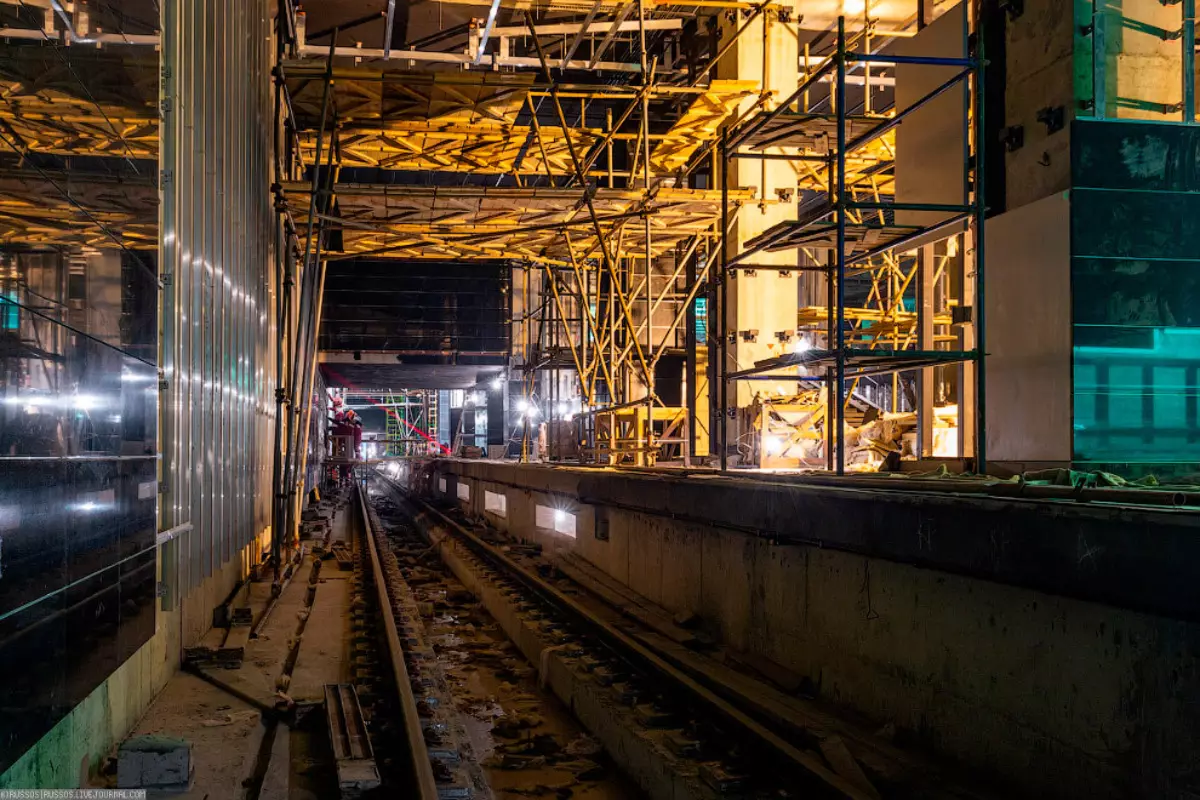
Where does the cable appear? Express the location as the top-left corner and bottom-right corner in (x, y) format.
(0, 125), (160, 290)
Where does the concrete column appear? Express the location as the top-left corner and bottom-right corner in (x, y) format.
(917, 244), (935, 458)
(1099, 0), (1188, 121)
(716, 4), (799, 459)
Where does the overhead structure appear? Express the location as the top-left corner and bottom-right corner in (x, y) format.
(283, 183), (743, 264)
(270, 0), (983, 470)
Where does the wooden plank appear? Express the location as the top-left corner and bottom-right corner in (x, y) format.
(819, 735), (882, 800)
(217, 624), (252, 667)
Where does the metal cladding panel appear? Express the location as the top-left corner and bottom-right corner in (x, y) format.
(1070, 120), (1200, 476)
(159, 0), (277, 595)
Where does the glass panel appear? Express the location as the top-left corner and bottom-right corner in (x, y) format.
(1071, 120), (1200, 476)
(1078, 0), (1197, 122)
(0, 0), (160, 771)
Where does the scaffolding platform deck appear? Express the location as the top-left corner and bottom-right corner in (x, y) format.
(730, 348), (977, 381)
(736, 199), (970, 266)
(736, 112), (886, 152)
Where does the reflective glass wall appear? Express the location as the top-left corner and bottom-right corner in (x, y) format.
(0, 0), (161, 766)
(1, 231), (159, 772)
(1072, 119), (1200, 476)
(0, 0), (277, 774)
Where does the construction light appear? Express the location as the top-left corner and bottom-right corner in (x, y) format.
(555, 402), (568, 417)
(491, 376), (504, 391)
(791, 337), (811, 355)
(764, 435), (783, 456)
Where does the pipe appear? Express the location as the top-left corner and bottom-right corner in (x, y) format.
(270, 3), (288, 582)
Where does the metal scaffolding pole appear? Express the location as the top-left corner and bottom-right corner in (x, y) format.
(718, 127), (729, 470)
(282, 33), (335, 538)
(974, 14), (987, 474)
(270, 1), (290, 582)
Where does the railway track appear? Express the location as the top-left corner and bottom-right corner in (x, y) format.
(351, 482), (442, 800)
(355, 472), (1003, 800)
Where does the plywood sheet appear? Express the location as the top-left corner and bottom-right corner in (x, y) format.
(984, 191), (1072, 463)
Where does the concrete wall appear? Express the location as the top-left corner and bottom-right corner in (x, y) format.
(1003, 0), (1076, 211)
(423, 461), (1200, 799)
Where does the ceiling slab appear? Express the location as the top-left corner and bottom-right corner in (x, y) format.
(321, 360), (503, 390)
(285, 182), (747, 263)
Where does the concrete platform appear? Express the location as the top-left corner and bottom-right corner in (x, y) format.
(414, 459), (1200, 800)
(427, 459), (1200, 622)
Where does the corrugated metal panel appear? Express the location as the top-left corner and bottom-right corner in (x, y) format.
(159, 0), (276, 596)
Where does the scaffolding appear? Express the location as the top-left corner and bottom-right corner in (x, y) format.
(717, 13), (986, 475)
(504, 8), (742, 467)
(369, 390), (439, 456)
(273, 2), (984, 472)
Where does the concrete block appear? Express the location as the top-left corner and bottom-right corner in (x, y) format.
(117, 735), (192, 790)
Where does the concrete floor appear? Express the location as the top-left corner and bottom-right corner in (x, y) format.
(118, 504), (354, 798)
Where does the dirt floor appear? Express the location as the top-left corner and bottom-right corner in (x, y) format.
(373, 499), (643, 800)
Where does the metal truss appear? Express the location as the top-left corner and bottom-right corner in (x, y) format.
(282, 183), (746, 266)
(0, 43), (158, 248)
(283, 61), (753, 178)
(274, 1), (777, 467)
(270, 0), (970, 470)
(0, 170), (156, 247)
(0, 46), (158, 154)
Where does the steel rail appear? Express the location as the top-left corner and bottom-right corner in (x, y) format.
(384, 478), (872, 800)
(355, 485), (441, 800)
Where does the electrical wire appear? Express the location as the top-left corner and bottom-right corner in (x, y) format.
(0, 125), (161, 290)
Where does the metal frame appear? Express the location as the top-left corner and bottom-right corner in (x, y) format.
(717, 14), (986, 475)
(273, 3), (969, 470)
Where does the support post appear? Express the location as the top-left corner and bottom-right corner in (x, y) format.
(917, 243), (935, 458)
(974, 16), (988, 474)
(639, 0), (655, 463)
(718, 129), (729, 469)
(269, 8), (289, 581)
(834, 16), (847, 476)
(1184, 0), (1195, 122)
(685, 246), (698, 463)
